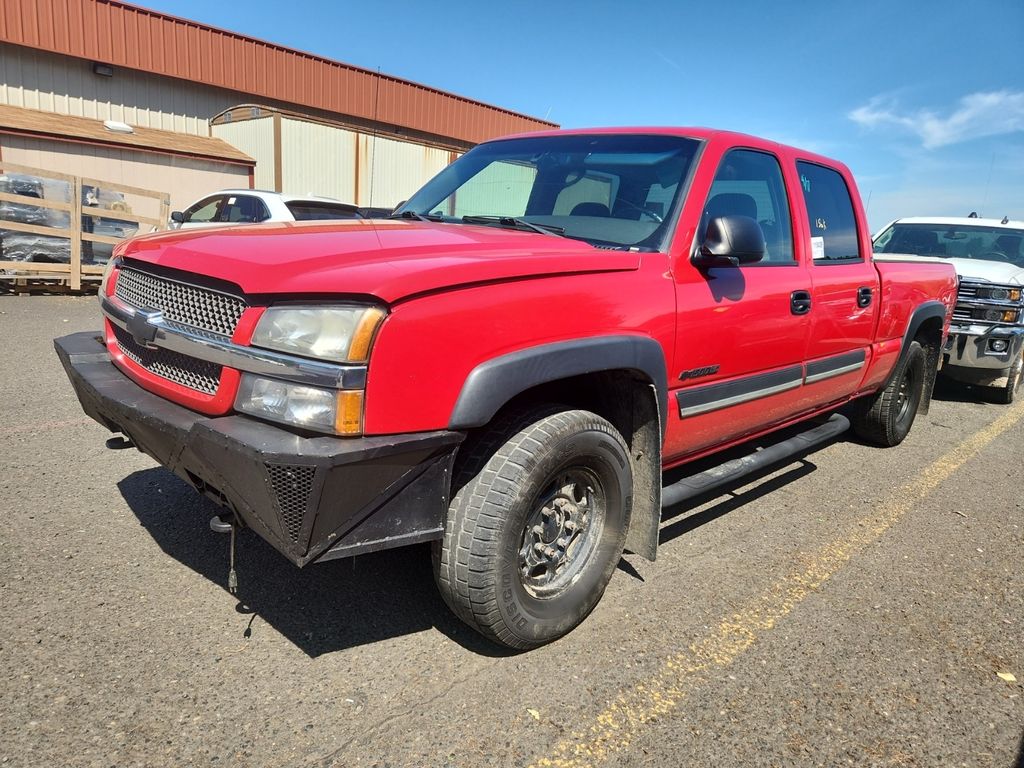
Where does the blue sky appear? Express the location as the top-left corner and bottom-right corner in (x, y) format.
(145, 0), (1023, 231)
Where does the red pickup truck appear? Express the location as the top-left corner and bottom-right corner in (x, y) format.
(56, 128), (957, 649)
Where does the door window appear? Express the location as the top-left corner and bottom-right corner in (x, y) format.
(796, 162), (861, 262)
(702, 150), (795, 264)
(221, 195), (270, 223)
(183, 196), (224, 224)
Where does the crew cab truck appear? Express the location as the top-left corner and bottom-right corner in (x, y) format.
(873, 216), (1024, 403)
(56, 128), (957, 649)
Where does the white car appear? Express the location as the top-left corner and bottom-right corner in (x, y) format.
(169, 190), (363, 229)
(873, 215), (1024, 402)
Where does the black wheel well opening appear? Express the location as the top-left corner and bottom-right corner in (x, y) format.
(913, 316), (944, 415)
(457, 370), (663, 561)
(479, 370), (648, 442)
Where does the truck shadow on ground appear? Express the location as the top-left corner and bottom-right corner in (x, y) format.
(930, 375), (1002, 405)
(118, 423), (837, 658)
(118, 469), (515, 658)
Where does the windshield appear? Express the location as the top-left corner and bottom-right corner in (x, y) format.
(398, 134), (701, 251)
(874, 223), (1024, 267)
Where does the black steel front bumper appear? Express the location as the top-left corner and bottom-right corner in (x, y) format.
(56, 332), (463, 567)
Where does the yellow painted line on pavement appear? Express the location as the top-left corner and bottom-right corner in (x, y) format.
(532, 401), (1024, 768)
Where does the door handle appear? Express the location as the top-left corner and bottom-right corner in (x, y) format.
(857, 286), (873, 308)
(791, 290), (812, 315)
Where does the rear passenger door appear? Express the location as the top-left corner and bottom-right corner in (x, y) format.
(665, 147), (811, 460)
(797, 161), (879, 406)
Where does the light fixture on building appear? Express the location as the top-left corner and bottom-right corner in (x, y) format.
(103, 120), (134, 134)
(92, 62), (114, 77)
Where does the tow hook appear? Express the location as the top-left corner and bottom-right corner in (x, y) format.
(209, 513), (240, 594)
(209, 513), (235, 534)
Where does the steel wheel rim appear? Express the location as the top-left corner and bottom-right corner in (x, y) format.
(896, 366), (916, 421)
(518, 466), (605, 599)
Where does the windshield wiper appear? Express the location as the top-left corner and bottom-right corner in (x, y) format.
(389, 210), (444, 222)
(461, 215), (565, 237)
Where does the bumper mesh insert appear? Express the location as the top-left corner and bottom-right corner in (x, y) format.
(266, 464), (317, 543)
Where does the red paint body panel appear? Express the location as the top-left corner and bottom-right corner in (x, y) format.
(365, 257), (676, 434)
(106, 127), (958, 471)
(120, 220), (637, 303)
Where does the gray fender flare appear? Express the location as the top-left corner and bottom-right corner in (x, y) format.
(889, 300), (948, 414)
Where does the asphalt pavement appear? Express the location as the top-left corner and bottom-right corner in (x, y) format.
(1, 295), (1021, 768)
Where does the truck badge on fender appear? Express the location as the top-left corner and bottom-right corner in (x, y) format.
(678, 364), (720, 381)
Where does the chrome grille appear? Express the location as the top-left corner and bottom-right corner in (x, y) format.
(266, 464), (317, 543)
(112, 324), (222, 394)
(115, 267), (246, 338)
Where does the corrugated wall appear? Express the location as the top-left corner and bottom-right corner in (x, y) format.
(213, 116), (458, 207)
(358, 133), (451, 209)
(1, 134), (249, 213)
(280, 118), (356, 202)
(0, 0), (557, 146)
(0, 44), (245, 135)
(213, 117), (275, 190)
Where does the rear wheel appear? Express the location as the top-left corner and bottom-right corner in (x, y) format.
(853, 340), (926, 447)
(434, 408), (632, 649)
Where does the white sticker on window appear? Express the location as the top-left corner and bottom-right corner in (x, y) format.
(227, 197), (237, 204)
(811, 236), (825, 260)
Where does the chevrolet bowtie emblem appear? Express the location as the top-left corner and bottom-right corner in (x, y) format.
(126, 308), (163, 348)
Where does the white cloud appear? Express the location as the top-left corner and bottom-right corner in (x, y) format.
(849, 90), (1024, 149)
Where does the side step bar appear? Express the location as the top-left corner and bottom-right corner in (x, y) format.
(661, 413), (850, 509)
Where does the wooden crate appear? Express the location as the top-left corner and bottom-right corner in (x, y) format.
(0, 161), (169, 291)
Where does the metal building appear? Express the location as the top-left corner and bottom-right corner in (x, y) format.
(0, 0), (557, 212)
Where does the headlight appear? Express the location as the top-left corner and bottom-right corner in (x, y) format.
(235, 374), (365, 435)
(980, 287), (1021, 301)
(251, 305), (386, 362)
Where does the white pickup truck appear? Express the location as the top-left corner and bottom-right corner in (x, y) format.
(874, 215), (1024, 403)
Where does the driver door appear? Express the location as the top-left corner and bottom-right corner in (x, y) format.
(664, 146), (812, 461)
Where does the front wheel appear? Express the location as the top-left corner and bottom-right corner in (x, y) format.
(994, 349), (1023, 404)
(434, 408), (632, 650)
(853, 340), (926, 447)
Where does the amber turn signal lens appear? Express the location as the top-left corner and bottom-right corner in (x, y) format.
(1001, 310), (1019, 323)
(347, 308), (386, 363)
(335, 390), (364, 435)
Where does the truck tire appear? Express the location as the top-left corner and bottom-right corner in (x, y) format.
(434, 408), (632, 649)
(853, 340), (926, 447)
(995, 349), (1023, 404)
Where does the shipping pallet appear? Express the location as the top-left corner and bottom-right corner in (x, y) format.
(0, 271), (100, 295)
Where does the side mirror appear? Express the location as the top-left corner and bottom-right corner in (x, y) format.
(169, 211), (185, 224)
(692, 215), (765, 268)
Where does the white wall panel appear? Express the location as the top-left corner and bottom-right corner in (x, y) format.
(280, 118), (357, 202)
(212, 117), (275, 190)
(357, 134), (450, 208)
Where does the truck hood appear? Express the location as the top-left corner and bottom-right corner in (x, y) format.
(878, 253), (1024, 285)
(119, 219), (641, 303)
(943, 257), (1024, 285)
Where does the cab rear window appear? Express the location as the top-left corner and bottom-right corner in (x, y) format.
(286, 202), (363, 221)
